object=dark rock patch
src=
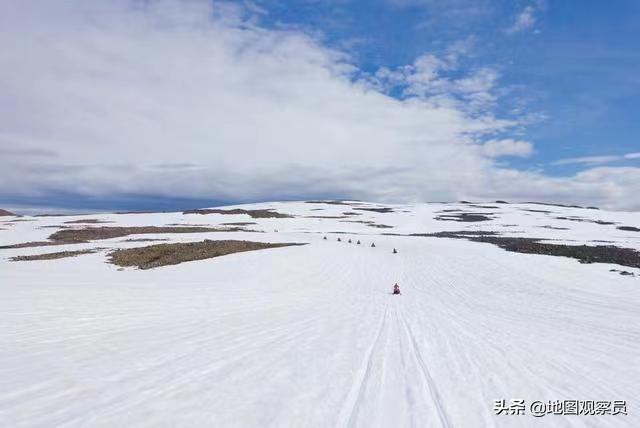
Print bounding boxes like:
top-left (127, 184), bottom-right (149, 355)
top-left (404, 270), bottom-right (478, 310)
top-left (123, 238), bottom-right (170, 242)
top-left (64, 219), bottom-right (112, 224)
top-left (419, 232), bottom-right (640, 270)
top-left (522, 209), bottom-right (553, 214)
top-left (0, 209), bottom-right (16, 216)
top-left (48, 226), bottom-right (245, 243)
top-left (610, 269), bottom-right (636, 277)
top-left (108, 240), bottom-right (304, 270)
top-left (525, 202), bottom-right (585, 209)
top-left (618, 226), bottom-right (640, 232)
top-left (536, 225), bottom-right (570, 230)
top-left (340, 220), bottom-right (393, 228)
top-left (353, 207), bottom-right (394, 213)
top-left (467, 205), bottom-right (500, 209)
top-left (435, 213), bottom-right (494, 222)
top-left (436, 209), bottom-right (465, 213)
top-left (10, 249), bottom-right (98, 261)
top-left (412, 231), bottom-right (499, 238)
top-left (0, 241), bottom-right (71, 249)
top-left (304, 200), bottom-right (351, 205)
top-left (555, 216), bottom-right (616, 225)
top-left (184, 208), bottom-right (293, 218)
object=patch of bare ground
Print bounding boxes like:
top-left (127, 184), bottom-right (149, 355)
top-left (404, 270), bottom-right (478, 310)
top-left (304, 200), bottom-right (352, 205)
top-left (306, 215), bottom-right (348, 219)
top-left (220, 222), bottom-right (257, 226)
top-left (0, 241), bottom-right (71, 249)
top-left (183, 208), bottom-right (293, 218)
top-left (414, 231), bottom-right (640, 270)
top-left (435, 213), bottom-right (494, 222)
top-left (609, 269), bottom-right (637, 277)
top-left (48, 226), bottom-right (247, 243)
top-left (340, 220), bottom-right (393, 228)
top-left (353, 207), bottom-right (394, 213)
top-left (618, 226), bottom-right (640, 232)
top-left (342, 212), bottom-right (361, 216)
top-left (521, 209), bottom-right (553, 213)
top-left (64, 219), bottom-right (112, 224)
top-left (555, 216), bottom-right (616, 225)
top-left (122, 238), bottom-right (170, 242)
top-left (10, 249), bottom-right (98, 262)
top-left (525, 202), bottom-right (586, 209)
top-left (0, 209), bottom-right (16, 216)
top-left (108, 239), bottom-right (305, 269)
top-left (466, 205), bottom-right (500, 209)
top-left (0, 226), bottom-right (253, 249)
top-left (536, 225), bottom-right (570, 230)
top-left (436, 209), bottom-right (465, 213)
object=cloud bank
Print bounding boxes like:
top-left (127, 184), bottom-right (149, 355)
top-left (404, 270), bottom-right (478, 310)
top-left (1, 0), bottom-right (639, 210)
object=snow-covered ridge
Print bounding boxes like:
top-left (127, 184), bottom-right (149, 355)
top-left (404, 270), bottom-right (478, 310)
top-left (1, 201), bottom-right (639, 427)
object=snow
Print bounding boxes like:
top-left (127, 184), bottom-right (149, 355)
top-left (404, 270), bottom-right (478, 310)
top-left (1, 201), bottom-right (639, 427)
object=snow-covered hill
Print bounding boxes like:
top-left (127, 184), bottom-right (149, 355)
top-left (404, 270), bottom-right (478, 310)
top-left (1, 201), bottom-right (639, 427)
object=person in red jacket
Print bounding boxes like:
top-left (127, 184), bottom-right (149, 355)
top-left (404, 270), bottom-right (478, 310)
top-left (393, 283), bottom-right (401, 295)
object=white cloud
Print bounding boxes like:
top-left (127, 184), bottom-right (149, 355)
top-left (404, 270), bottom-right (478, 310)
top-left (553, 153), bottom-right (640, 166)
top-left (0, 0), bottom-right (638, 211)
top-left (482, 139), bottom-right (534, 158)
top-left (369, 53), bottom-right (501, 113)
top-left (505, 6), bottom-right (537, 34)
top-left (474, 167), bottom-right (640, 211)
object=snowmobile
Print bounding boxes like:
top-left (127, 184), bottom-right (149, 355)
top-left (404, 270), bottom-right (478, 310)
top-left (392, 248), bottom-right (397, 254)
top-left (371, 242), bottom-right (376, 247)
top-left (393, 283), bottom-right (401, 295)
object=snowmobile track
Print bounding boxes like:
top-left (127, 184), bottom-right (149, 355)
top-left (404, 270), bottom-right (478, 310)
top-left (336, 305), bottom-right (389, 428)
top-left (398, 310), bottom-right (450, 428)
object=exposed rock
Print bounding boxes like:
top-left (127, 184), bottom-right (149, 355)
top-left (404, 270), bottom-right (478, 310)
top-left (108, 240), bottom-right (304, 270)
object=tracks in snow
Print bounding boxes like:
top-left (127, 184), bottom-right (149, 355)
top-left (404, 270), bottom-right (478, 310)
top-left (336, 301), bottom-right (449, 428)
top-left (397, 309), bottom-right (450, 428)
top-left (336, 305), bottom-right (389, 428)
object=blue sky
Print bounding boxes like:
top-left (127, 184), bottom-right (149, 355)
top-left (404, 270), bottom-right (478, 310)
top-left (0, 0), bottom-right (639, 212)
top-left (258, 0), bottom-right (640, 172)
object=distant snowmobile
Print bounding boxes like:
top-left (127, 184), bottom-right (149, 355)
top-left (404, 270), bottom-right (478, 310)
top-left (357, 240), bottom-right (361, 245)
top-left (323, 236), bottom-right (327, 240)
top-left (337, 237), bottom-right (342, 242)
top-left (371, 243), bottom-right (376, 247)
top-left (348, 239), bottom-right (352, 243)
top-left (392, 248), bottom-right (398, 254)
top-left (393, 283), bottom-right (401, 295)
